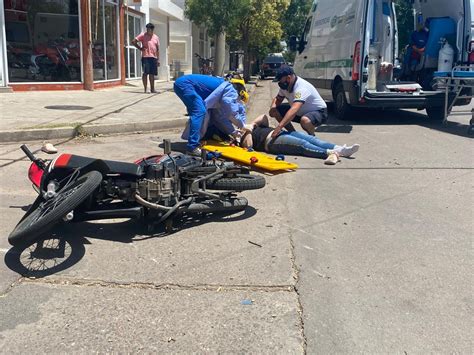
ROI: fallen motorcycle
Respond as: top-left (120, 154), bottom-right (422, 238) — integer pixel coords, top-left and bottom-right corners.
top-left (8, 141), bottom-right (265, 247)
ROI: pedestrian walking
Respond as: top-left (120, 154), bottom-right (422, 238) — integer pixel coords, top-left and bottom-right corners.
top-left (132, 23), bottom-right (160, 93)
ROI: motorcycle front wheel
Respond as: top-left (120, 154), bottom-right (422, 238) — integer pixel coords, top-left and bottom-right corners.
top-left (206, 174), bottom-right (265, 191)
top-left (8, 171), bottom-right (102, 247)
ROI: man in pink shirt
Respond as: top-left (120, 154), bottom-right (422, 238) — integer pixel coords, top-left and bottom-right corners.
top-left (132, 23), bottom-right (160, 93)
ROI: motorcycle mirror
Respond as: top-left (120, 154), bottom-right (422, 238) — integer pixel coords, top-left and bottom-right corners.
top-left (163, 139), bottom-right (171, 155)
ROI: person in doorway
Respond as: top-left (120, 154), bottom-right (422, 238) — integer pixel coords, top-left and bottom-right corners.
top-left (132, 23), bottom-right (160, 93)
top-left (409, 18), bottom-right (430, 71)
top-left (269, 65), bottom-right (327, 137)
top-left (240, 114), bottom-right (359, 165)
top-left (400, 15), bottom-right (430, 81)
top-left (174, 74), bottom-right (247, 156)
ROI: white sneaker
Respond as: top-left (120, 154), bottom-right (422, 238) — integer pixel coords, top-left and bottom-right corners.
top-left (41, 142), bottom-right (58, 154)
top-left (339, 144), bottom-right (360, 157)
top-left (324, 151), bottom-right (340, 165)
top-left (186, 147), bottom-right (202, 157)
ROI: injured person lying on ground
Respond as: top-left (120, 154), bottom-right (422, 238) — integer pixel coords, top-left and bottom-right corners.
top-left (240, 114), bottom-right (359, 165)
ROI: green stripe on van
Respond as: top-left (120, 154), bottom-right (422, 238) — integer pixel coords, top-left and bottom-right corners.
top-left (304, 59), bottom-right (352, 69)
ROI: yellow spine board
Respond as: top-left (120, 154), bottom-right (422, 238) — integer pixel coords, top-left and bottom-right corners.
top-left (202, 140), bottom-right (298, 172)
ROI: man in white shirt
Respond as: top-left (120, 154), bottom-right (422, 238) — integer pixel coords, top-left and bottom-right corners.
top-left (269, 66), bottom-right (327, 138)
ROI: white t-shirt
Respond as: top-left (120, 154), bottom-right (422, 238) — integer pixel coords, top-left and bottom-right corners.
top-left (277, 76), bottom-right (327, 116)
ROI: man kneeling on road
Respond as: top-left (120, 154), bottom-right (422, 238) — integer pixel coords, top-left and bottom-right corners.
top-left (174, 74), bottom-right (248, 156)
top-left (269, 65), bottom-right (327, 138)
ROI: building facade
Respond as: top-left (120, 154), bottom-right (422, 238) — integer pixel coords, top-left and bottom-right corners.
top-left (0, 0), bottom-right (182, 91)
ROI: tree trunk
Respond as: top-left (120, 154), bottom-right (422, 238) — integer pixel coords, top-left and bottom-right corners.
top-left (213, 32), bottom-right (226, 76)
top-left (242, 41), bottom-right (251, 83)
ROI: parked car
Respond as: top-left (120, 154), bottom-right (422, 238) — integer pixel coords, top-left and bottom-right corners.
top-left (260, 53), bottom-right (286, 79)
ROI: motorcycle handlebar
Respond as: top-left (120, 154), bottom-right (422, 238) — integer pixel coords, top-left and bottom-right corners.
top-left (21, 144), bottom-right (37, 162)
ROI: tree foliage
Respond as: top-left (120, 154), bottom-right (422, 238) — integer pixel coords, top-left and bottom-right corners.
top-left (227, 0), bottom-right (289, 80)
top-left (184, 0), bottom-right (248, 36)
top-left (281, 0), bottom-right (312, 42)
top-left (394, 0), bottom-right (413, 51)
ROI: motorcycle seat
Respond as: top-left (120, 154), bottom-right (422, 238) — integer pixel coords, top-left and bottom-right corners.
top-left (103, 160), bottom-right (143, 177)
top-left (54, 154), bottom-right (143, 177)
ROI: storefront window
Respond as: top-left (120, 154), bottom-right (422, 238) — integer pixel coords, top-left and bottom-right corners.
top-left (4, 0), bottom-right (80, 83)
top-left (91, 0), bottom-right (119, 81)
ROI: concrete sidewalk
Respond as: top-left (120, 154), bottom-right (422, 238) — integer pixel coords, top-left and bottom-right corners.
top-left (0, 79), bottom-right (258, 142)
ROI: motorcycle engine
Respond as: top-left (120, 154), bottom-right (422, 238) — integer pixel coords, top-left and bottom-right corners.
top-left (138, 162), bottom-right (178, 205)
top-left (136, 152), bottom-right (204, 206)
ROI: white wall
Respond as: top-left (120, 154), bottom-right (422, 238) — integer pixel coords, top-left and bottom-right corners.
top-left (0, 0), bottom-right (8, 86)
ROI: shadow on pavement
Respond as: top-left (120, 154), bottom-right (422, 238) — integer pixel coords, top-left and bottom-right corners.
top-left (328, 108), bottom-right (473, 139)
top-left (4, 206), bottom-right (257, 278)
top-left (4, 233), bottom-right (88, 278)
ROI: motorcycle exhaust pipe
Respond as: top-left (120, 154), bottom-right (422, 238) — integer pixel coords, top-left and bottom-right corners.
top-left (182, 197), bottom-right (248, 214)
top-left (73, 207), bottom-right (144, 222)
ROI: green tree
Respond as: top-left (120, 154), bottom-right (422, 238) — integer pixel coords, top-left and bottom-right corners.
top-left (228, 0), bottom-right (289, 81)
top-left (395, 0), bottom-right (413, 53)
top-left (185, 0), bottom-right (249, 75)
top-left (281, 0), bottom-right (312, 42)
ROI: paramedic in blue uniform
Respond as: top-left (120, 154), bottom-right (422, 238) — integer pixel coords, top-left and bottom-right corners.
top-left (174, 74), bottom-right (247, 155)
top-left (409, 19), bottom-right (430, 69)
top-left (269, 66), bottom-right (327, 138)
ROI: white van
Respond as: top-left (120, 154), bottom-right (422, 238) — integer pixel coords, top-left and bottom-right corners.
top-left (290, 0), bottom-right (473, 120)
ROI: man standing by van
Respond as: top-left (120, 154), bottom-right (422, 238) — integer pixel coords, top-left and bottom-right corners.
top-left (269, 66), bottom-right (327, 138)
top-left (132, 23), bottom-right (160, 93)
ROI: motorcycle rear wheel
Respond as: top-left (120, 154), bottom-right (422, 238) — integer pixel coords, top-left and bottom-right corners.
top-left (207, 174), bottom-right (265, 191)
top-left (8, 171), bottom-right (102, 247)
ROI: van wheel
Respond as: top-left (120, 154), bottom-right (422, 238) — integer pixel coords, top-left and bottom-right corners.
top-left (426, 107), bottom-right (445, 122)
top-left (334, 83), bottom-right (351, 120)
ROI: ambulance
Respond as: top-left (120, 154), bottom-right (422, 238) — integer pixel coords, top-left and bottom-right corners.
top-left (290, 0), bottom-right (473, 120)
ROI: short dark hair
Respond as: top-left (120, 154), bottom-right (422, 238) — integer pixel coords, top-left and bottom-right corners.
top-left (146, 23), bottom-right (155, 29)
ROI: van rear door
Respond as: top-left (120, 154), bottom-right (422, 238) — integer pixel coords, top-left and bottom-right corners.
top-left (358, 0), bottom-right (375, 99)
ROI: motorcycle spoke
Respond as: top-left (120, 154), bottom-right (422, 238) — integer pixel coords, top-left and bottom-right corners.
top-left (26, 182), bottom-right (84, 228)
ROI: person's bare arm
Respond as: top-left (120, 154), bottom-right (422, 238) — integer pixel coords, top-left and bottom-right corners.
top-left (131, 38), bottom-right (142, 50)
top-left (252, 114), bottom-right (270, 128)
top-left (271, 101), bottom-right (303, 138)
top-left (269, 96), bottom-right (284, 118)
top-left (240, 131), bottom-right (253, 148)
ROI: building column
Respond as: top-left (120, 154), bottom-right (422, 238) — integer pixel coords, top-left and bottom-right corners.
top-left (119, 1), bottom-right (126, 85)
top-left (80, 0), bottom-right (93, 90)
top-left (0, 0), bottom-right (10, 89)
top-left (157, 20), bottom-right (169, 81)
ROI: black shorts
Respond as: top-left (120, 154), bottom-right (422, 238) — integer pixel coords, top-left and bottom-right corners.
top-left (276, 103), bottom-right (328, 127)
top-left (142, 57), bottom-right (158, 75)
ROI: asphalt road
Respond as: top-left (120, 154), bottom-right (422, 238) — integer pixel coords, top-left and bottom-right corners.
top-left (0, 79), bottom-right (472, 353)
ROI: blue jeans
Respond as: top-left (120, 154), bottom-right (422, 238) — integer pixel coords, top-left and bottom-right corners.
top-left (267, 131), bottom-right (335, 159)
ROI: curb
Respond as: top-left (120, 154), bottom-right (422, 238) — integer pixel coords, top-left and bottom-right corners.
top-left (0, 80), bottom-right (261, 143)
top-left (0, 118), bottom-right (188, 143)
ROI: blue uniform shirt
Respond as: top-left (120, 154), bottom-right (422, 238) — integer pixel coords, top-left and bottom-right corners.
top-left (205, 81), bottom-right (246, 134)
